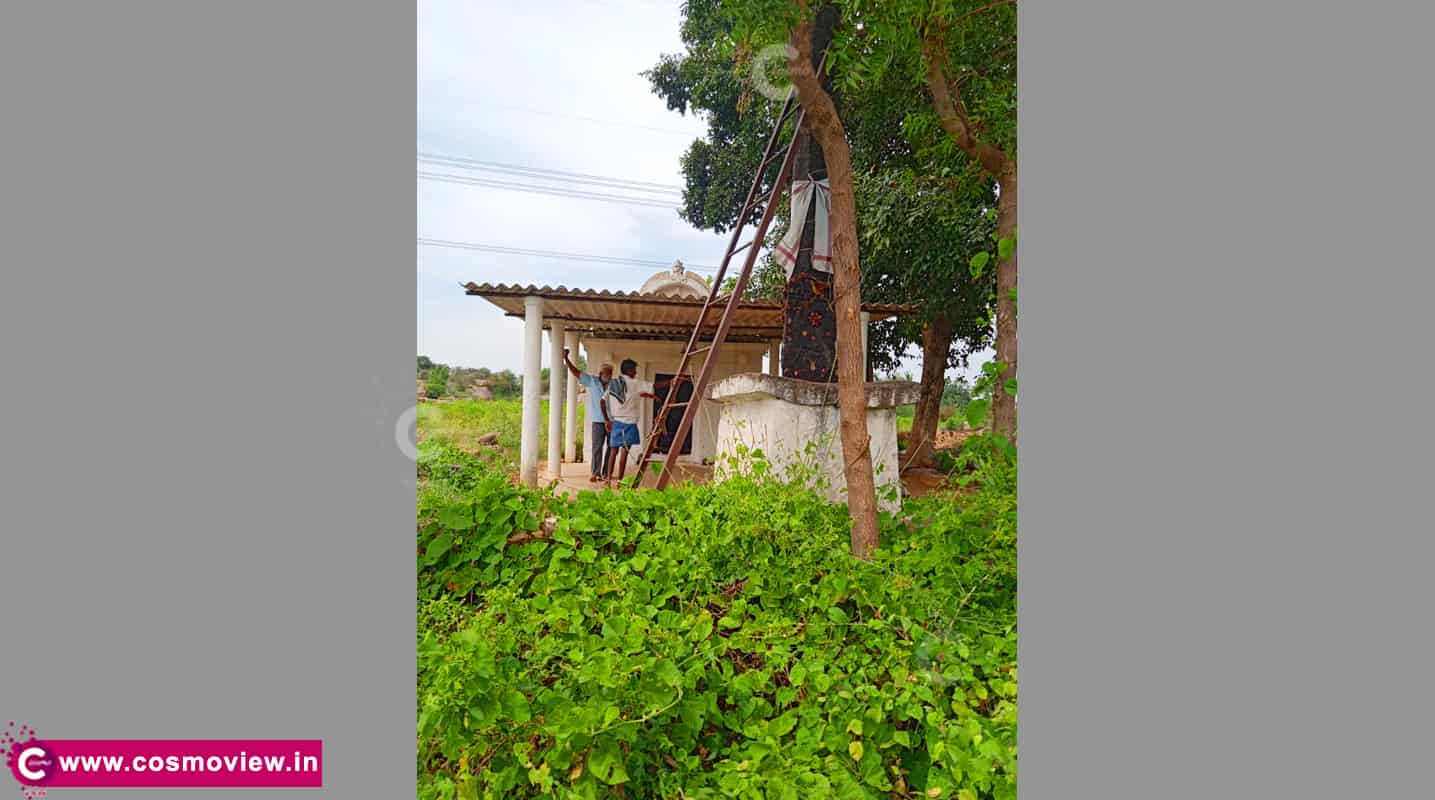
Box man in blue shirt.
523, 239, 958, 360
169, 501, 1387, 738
562, 348, 612, 482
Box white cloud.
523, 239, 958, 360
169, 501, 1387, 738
419, 0, 731, 372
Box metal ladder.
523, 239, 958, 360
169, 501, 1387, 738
631, 80, 810, 490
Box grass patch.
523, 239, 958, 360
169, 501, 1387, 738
418, 398, 588, 464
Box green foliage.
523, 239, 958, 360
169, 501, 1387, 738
945, 433, 1016, 494
963, 398, 990, 430
427, 364, 451, 399
488, 369, 521, 399
417, 466, 548, 600
646, 0, 1002, 378
967, 358, 1014, 420
895, 404, 915, 432
821, 0, 1017, 160
941, 378, 973, 416
856, 168, 996, 376
417, 358, 523, 400
417, 453, 1016, 799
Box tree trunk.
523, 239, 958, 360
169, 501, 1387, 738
790, 3, 879, 559
990, 164, 1017, 441
906, 315, 953, 470
923, 33, 1016, 441
780, 12, 837, 382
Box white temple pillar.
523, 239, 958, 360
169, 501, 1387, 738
547, 320, 566, 478
860, 311, 871, 379
768, 340, 780, 376
520, 296, 543, 487
563, 330, 579, 462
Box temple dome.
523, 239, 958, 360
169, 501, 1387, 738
639, 260, 710, 298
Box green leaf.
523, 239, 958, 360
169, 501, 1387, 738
789, 663, 808, 685
769, 711, 799, 738
968, 251, 991, 277
485, 507, 512, 526
423, 534, 453, 565
468, 692, 498, 723
826, 606, 850, 625
769, 775, 800, 800
438, 504, 473, 530
587, 737, 629, 785
501, 688, 532, 724
965, 398, 991, 428
997, 236, 1015, 259
689, 614, 714, 642
652, 658, 682, 688
848, 739, 864, 762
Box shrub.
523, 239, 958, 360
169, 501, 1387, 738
416, 459, 1016, 799
427, 365, 451, 399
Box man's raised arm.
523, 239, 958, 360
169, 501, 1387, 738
561, 347, 583, 379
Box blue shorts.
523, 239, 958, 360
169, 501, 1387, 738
609, 421, 640, 448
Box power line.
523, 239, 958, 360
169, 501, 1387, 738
482, 103, 698, 137
417, 237, 721, 273
418, 170, 680, 209
417, 152, 683, 195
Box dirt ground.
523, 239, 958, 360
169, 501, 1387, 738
896, 428, 984, 498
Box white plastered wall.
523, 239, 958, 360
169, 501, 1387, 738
713, 397, 902, 512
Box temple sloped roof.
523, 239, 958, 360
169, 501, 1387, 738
464, 282, 915, 343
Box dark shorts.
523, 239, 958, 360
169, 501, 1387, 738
608, 421, 640, 448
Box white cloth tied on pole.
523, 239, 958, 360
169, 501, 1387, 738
773, 178, 832, 278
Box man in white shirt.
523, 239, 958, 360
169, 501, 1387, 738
601, 358, 674, 487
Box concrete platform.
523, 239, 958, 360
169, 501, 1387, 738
710, 373, 921, 512
537, 459, 713, 499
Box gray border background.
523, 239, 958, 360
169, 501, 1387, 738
1022, 1, 1434, 797
1, 2, 414, 797
2, 1, 1433, 798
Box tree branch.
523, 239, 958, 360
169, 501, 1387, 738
922, 31, 1008, 178
788, 2, 841, 146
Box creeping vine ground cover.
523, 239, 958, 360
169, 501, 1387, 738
417, 434, 1015, 799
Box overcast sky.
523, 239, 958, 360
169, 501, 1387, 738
417, 0, 990, 381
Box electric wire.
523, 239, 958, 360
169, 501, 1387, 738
417, 170, 680, 209
417, 237, 722, 273
417, 152, 683, 195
